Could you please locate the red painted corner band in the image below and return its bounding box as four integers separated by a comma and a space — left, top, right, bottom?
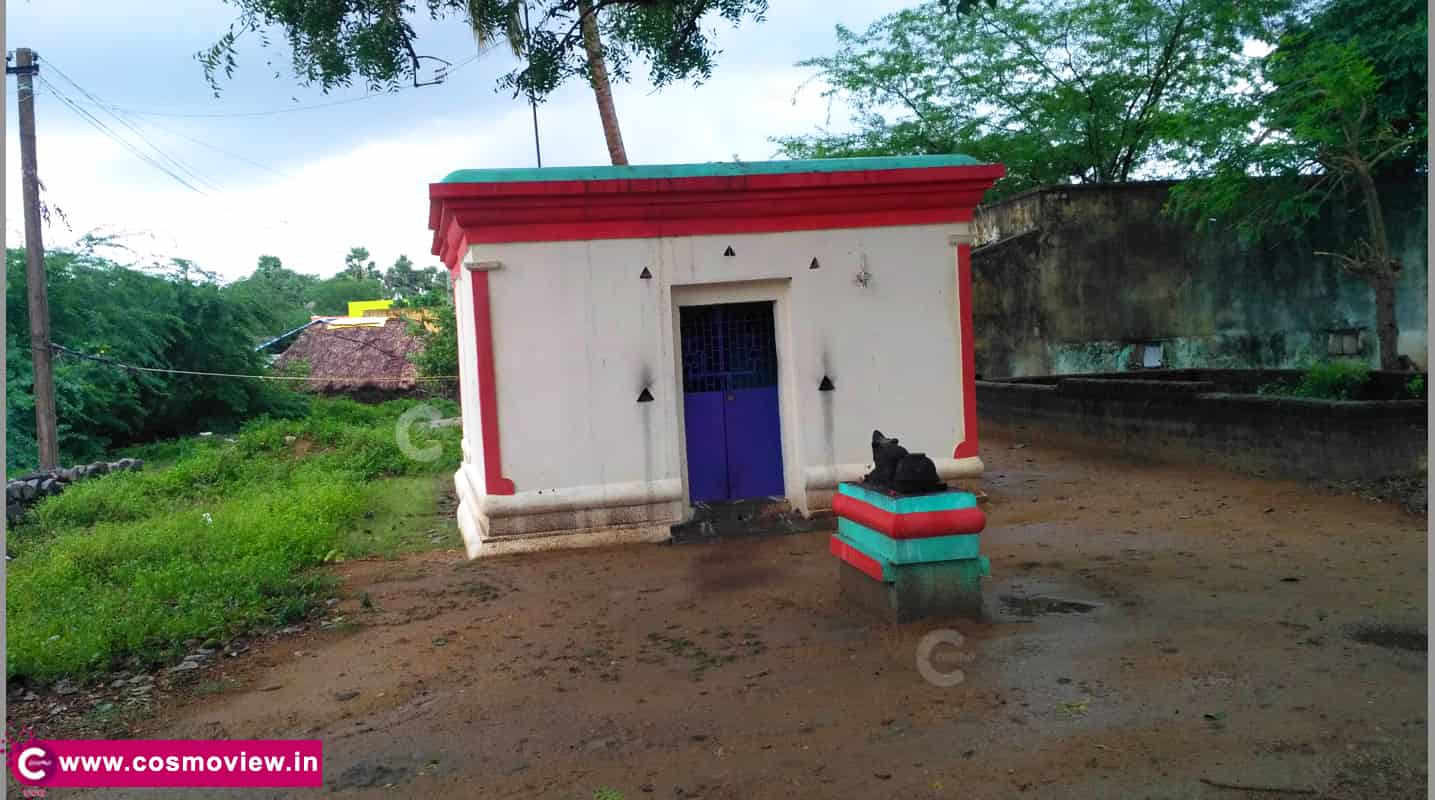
953, 242, 979, 460
833, 493, 986, 539
470, 270, 515, 495
830, 535, 886, 582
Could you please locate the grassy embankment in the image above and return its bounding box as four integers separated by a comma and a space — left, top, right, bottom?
7, 397, 460, 684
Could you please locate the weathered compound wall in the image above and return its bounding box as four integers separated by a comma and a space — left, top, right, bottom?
971, 180, 1428, 378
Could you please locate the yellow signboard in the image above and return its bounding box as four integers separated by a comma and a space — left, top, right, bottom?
347, 299, 393, 317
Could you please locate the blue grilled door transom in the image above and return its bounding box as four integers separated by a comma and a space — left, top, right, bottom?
680, 302, 785, 503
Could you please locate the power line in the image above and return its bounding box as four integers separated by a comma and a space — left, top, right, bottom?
73, 48, 491, 120
38, 76, 211, 195
43, 61, 225, 194
133, 116, 291, 180
50, 342, 457, 383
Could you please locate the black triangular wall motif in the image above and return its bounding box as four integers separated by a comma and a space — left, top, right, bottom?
723, 246, 736, 257
637, 387, 655, 403
639, 267, 653, 279
818, 375, 835, 391
809, 257, 821, 270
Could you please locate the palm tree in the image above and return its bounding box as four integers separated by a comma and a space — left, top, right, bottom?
470, 0, 629, 166
577, 0, 628, 165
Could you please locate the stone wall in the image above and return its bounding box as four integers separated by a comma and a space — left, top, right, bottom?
6, 459, 144, 523
976, 372, 1426, 482
971, 180, 1429, 378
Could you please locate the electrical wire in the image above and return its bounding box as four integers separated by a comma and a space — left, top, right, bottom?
49, 342, 458, 383
43, 61, 225, 194
38, 76, 211, 196
75, 47, 491, 119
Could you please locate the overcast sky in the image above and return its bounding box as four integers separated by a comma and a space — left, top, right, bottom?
4, 1, 909, 281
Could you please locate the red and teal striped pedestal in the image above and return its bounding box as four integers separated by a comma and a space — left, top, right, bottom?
829, 482, 989, 623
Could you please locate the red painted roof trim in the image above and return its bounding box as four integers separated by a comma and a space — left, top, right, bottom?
429, 163, 1006, 271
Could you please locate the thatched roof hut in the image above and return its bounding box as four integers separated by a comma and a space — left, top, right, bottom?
273, 317, 422, 396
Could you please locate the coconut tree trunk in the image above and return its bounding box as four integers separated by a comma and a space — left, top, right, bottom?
578, 0, 628, 166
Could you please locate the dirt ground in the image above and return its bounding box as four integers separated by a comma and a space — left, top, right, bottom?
59, 433, 1428, 799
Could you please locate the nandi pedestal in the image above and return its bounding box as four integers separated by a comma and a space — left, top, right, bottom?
830, 482, 989, 623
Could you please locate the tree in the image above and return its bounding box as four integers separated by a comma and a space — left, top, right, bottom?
5, 248, 304, 471
198, 0, 769, 166
342, 247, 378, 282
776, 0, 1285, 197
306, 275, 388, 316
1168, 0, 1426, 370
229, 254, 318, 333
383, 255, 418, 299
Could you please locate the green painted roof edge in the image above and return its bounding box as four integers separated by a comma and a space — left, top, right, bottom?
440, 154, 989, 184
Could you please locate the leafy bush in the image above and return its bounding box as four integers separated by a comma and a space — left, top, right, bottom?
5, 247, 309, 474
1407, 375, 1425, 399
1259, 360, 1373, 400
7, 397, 461, 683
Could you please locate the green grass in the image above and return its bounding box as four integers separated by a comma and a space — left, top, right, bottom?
1258, 360, 1372, 401
7, 397, 461, 684
342, 475, 461, 558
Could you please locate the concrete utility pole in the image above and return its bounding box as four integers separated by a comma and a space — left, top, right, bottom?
10, 48, 60, 470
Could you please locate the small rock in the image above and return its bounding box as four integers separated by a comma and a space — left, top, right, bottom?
53, 679, 78, 696
334, 691, 360, 702
261, 684, 282, 692
109, 678, 128, 689
325, 598, 340, 607
170, 660, 201, 673
432, 638, 448, 647
874, 773, 892, 780
279, 626, 304, 635
284, 435, 297, 444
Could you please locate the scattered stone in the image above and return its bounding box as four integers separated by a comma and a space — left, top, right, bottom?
334, 691, 360, 702
53, 679, 78, 696
261, 685, 282, 692
284, 435, 297, 444
170, 661, 201, 673
279, 626, 304, 635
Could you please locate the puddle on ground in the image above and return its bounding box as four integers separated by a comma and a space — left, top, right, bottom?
999, 595, 1098, 616
1349, 623, 1427, 652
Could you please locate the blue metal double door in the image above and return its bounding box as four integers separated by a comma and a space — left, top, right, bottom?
680, 301, 785, 503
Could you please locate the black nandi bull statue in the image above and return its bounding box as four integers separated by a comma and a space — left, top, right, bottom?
862, 430, 945, 495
